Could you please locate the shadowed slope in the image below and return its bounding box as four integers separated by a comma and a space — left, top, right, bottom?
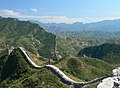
0, 49, 68, 88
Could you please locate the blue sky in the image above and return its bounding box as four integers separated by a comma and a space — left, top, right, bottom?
0, 0, 120, 23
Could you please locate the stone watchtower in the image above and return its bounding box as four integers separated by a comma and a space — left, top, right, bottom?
7, 46, 14, 55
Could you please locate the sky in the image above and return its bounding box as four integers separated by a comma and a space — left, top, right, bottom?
0, 0, 120, 23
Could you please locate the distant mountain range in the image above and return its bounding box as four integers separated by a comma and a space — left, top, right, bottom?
30, 19, 120, 33
1, 16, 120, 88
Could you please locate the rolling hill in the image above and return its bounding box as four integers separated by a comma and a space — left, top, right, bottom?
0, 48, 115, 88
78, 43, 120, 64
0, 49, 68, 88
0, 16, 120, 88
56, 55, 113, 82
0, 17, 56, 61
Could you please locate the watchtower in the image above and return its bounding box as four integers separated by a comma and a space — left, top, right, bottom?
7, 46, 14, 55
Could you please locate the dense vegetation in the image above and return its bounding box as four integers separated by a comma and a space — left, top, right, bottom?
0, 49, 68, 88
0, 17, 56, 60
1, 16, 120, 88
56, 55, 114, 81
34, 19, 120, 54
78, 43, 120, 64
0, 50, 115, 88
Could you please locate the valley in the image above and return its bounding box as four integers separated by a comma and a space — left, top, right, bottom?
1, 0, 120, 88
1, 17, 120, 88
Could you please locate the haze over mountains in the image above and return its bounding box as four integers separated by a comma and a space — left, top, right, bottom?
31, 19, 120, 33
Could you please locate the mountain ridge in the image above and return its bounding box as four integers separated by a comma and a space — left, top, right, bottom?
78, 43, 120, 64
0, 49, 68, 88
0, 47, 113, 88
30, 19, 120, 32
0, 17, 56, 61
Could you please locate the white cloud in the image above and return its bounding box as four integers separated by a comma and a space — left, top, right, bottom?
0, 9, 120, 23
0, 9, 20, 17
37, 16, 84, 23
30, 8, 38, 12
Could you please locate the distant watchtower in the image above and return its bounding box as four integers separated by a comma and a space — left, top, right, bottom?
7, 46, 14, 55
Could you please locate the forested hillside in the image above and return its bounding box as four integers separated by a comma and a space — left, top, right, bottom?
0, 49, 68, 88
0, 17, 120, 88
78, 43, 120, 64
0, 17, 56, 60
